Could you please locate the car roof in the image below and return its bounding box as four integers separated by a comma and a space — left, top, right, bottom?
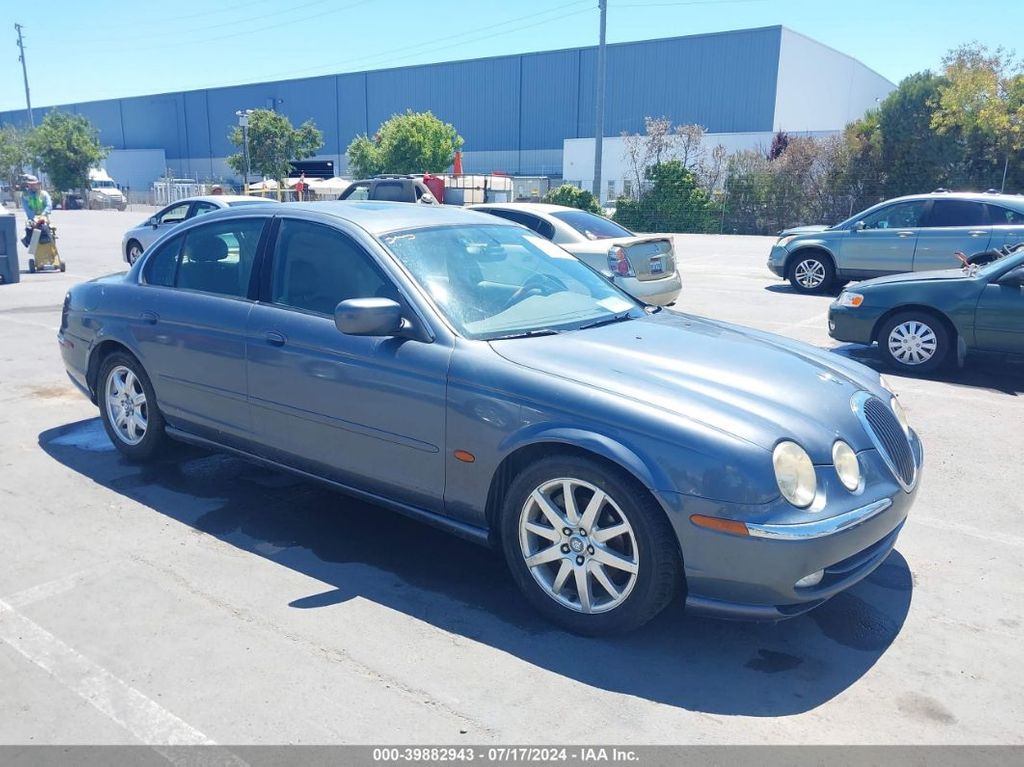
229, 200, 514, 234
471, 202, 583, 216
194, 195, 279, 204
885, 191, 1024, 207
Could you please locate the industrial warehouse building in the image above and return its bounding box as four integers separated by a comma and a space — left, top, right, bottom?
0, 25, 893, 201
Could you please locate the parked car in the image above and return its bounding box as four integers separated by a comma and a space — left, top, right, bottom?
60, 201, 921, 634
338, 175, 439, 204
828, 246, 1024, 373
121, 195, 278, 264
472, 203, 681, 306
769, 191, 1024, 294
87, 169, 127, 210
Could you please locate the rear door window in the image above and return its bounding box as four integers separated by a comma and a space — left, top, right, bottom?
482, 209, 556, 240
925, 200, 987, 227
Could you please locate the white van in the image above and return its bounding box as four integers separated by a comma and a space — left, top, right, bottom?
88, 169, 127, 210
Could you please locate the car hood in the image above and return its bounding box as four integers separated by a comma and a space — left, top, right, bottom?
490, 311, 881, 461
857, 268, 973, 288
779, 224, 831, 237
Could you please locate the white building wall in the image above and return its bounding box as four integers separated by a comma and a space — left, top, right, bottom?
773, 28, 894, 132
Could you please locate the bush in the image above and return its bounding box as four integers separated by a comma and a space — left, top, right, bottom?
542, 184, 601, 213
612, 161, 718, 233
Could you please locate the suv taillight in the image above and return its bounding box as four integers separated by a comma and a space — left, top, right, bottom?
607, 246, 634, 277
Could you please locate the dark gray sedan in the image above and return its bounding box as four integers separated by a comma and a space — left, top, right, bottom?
59, 202, 922, 634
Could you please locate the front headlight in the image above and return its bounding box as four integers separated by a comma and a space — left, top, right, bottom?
891, 396, 911, 436
776, 235, 797, 247
772, 441, 817, 508
837, 291, 864, 307
832, 440, 861, 491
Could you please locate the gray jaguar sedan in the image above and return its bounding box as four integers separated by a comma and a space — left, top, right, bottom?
59, 202, 922, 634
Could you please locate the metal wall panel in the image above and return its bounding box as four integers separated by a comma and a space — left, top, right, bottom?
520, 48, 581, 150
577, 26, 781, 137
335, 73, 368, 157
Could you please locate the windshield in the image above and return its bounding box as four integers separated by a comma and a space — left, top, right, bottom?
550, 210, 633, 240
91, 180, 116, 189
381, 224, 641, 340
978, 248, 1024, 277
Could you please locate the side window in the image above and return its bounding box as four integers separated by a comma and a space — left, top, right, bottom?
373, 181, 411, 202
343, 183, 370, 200
176, 218, 266, 298
482, 209, 555, 239
142, 233, 185, 287
925, 200, 987, 227
985, 204, 1024, 225
861, 201, 927, 230
193, 202, 219, 218
269, 219, 396, 315
158, 202, 190, 225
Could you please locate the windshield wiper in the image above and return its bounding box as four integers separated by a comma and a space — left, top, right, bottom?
576, 311, 634, 331
488, 328, 564, 340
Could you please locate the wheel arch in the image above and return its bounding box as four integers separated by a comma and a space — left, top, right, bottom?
871, 304, 960, 346
785, 245, 837, 278
86, 340, 140, 400
483, 431, 674, 550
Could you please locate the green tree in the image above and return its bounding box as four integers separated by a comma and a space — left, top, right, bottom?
227, 109, 322, 183
614, 161, 717, 233
0, 124, 31, 193
932, 44, 1024, 191
542, 184, 601, 213
346, 110, 463, 177
26, 111, 108, 194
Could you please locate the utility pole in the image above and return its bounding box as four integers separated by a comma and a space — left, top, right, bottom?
14, 23, 34, 127
591, 0, 607, 203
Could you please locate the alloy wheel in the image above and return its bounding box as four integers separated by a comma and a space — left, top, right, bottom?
794, 259, 826, 289
518, 478, 639, 614
105, 365, 148, 445
887, 320, 938, 366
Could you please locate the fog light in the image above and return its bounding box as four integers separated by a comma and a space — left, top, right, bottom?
795, 570, 824, 589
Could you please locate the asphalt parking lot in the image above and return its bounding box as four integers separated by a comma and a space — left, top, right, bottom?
0, 208, 1021, 745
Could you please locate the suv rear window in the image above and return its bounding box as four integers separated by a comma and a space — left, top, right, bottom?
373, 181, 413, 202
926, 199, 987, 227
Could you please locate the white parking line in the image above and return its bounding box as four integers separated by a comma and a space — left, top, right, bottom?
0, 597, 246, 762
4, 567, 108, 609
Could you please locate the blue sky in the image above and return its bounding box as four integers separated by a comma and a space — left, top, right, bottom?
3, 0, 1021, 112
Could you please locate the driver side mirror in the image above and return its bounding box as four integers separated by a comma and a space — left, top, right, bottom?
851, 220, 866, 232
149, 217, 158, 228
997, 265, 1024, 287
334, 298, 405, 337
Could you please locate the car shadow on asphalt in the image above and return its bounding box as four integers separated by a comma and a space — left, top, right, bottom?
831, 344, 1024, 395
763, 284, 842, 297
40, 418, 913, 718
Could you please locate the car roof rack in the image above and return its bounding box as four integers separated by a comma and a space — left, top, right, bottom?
932, 187, 951, 193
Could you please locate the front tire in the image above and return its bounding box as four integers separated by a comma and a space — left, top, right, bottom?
788, 252, 835, 293
126, 240, 143, 265
98, 352, 168, 461
878, 311, 951, 373
27, 258, 35, 273
500, 455, 681, 635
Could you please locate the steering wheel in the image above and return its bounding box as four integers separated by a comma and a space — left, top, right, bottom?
501, 273, 568, 310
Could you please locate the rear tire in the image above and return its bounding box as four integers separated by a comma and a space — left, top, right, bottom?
878, 311, 951, 373
27, 259, 35, 274
500, 454, 681, 635
788, 252, 835, 293
97, 351, 168, 461
59, 261, 66, 273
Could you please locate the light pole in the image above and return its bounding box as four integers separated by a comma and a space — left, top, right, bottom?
592, 0, 607, 203
235, 109, 254, 191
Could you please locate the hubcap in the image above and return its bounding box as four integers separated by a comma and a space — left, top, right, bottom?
518, 478, 639, 614
888, 321, 937, 365
128, 245, 141, 264
104, 366, 148, 445
794, 259, 826, 289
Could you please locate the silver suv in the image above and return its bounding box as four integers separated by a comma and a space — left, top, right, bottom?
768, 191, 1024, 293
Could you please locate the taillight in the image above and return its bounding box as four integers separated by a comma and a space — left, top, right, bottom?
607, 246, 634, 277
60, 292, 70, 332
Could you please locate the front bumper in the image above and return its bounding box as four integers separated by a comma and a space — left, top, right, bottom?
828, 302, 885, 345
657, 444, 922, 621
767, 245, 788, 278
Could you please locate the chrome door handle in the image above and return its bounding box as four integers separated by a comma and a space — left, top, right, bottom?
897, 231, 915, 237
969, 230, 987, 237
265, 331, 286, 347
140, 311, 159, 325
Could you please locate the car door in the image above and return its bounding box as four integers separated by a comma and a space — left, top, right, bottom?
974, 261, 1024, 353
132, 215, 270, 448
840, 199, 927, 276
245, 216, 451, 510
985, 203, 1024, 250
913, 199, 992, 271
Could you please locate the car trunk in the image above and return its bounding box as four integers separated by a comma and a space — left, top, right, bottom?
617, 236, 675, 281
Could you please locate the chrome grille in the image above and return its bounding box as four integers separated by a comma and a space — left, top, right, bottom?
856, 393, 916, 490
